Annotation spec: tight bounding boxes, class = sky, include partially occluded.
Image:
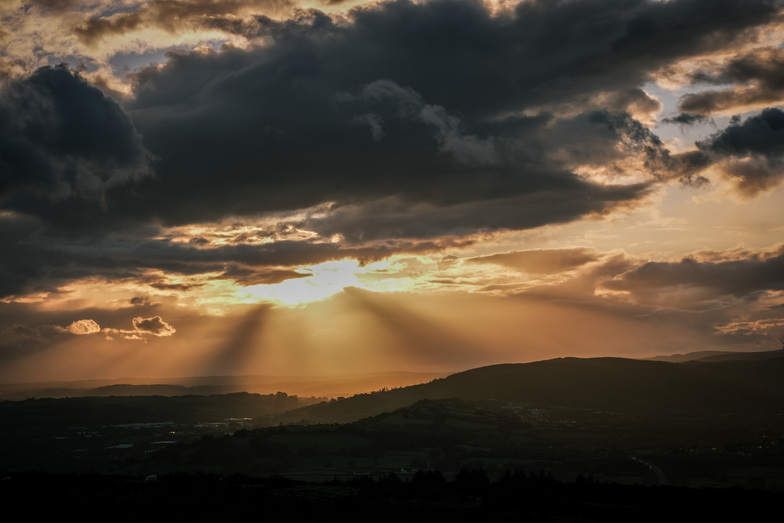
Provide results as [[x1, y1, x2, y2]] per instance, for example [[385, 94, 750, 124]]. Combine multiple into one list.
[[1, 0, 784, 383]]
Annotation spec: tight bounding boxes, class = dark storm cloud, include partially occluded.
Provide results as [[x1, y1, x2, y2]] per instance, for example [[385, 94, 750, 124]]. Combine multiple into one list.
[[6, 0, 775, 230], [700, 108, 784, 158], [0, 216, 45, 297], [679, 47, 784, 116], [0, 214, 170, 298], [297, 181, 651, 242], [693, 108, 784, 195], [0, 65, 151, 229], [603, 246, 784, 299], [2, 0, 783, 298], [534, 87, 663, 125], [545, 110, 676, 178], [119, 0, 778, 231]]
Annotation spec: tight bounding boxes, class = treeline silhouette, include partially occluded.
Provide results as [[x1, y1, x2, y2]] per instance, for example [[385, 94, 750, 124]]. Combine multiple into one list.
[[1, 468, 779, 522]]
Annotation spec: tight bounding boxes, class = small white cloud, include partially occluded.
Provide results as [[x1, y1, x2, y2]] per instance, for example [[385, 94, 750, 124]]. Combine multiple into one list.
[[103, 315, 176, 341], [65, 319, 101, 335]]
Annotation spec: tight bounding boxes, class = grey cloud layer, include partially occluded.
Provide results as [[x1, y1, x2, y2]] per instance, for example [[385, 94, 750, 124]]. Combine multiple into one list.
[[510, 246, 784, 346], [685, 108, 784, 195], [0, 210, 462, 297], [124, 0, 765, 228], [680, 47, 784, 116], [2, 0, 784, 298], [603, 247, 784, 301], [493, 245, 784, 310], [0, 65, 152, 230]]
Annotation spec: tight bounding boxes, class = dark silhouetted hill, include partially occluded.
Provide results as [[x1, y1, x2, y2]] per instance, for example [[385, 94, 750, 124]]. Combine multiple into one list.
[[279, 356, 784, 424]]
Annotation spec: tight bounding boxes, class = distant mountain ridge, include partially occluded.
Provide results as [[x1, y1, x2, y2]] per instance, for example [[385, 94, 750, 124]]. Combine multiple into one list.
[[4, 354, 783, 425], [646, 349, 784, 363], [0, 371, 445, 401], [279, 355, 784, 424]]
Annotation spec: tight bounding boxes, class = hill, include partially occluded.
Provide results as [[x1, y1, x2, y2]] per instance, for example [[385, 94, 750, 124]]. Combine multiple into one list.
[[3, 355, 784, 490], [279, 356, 784, 424], [136, 394, 784, 489]]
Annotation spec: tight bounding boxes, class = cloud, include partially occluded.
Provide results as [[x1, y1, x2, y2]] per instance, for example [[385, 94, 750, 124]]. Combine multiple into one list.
[[103, 315, 177, 339], [130, 296, 151, 306], [0, 65, 152, 229], [9, 315, 173, 344], [220, 265, 310, 285], [485, 246, 784, 349], [350, 79, 501, 165], [679, 47, 784, 116], [28, 0, 81, 9], [73, 0, 295, 47], [545, 110, 678, 182], [149, 281, 205, 291], [467, 248, 599, 274], [2, 0, 783, 304], [694, 108, 784, 196], [132, 315, 176, 336], [573, 88, 664, 125], [127, 59, 656, 235], [0, 207, 473, 300], [715, 318, 784, 336], [701, 108, 784, 158], [662, 112, 711, 126], [492, 245, 784, 322], [63, 318, 101, 335], [601, 245, 784, 303], [296, 184, 651, 242], [120, 0, 777, 231]]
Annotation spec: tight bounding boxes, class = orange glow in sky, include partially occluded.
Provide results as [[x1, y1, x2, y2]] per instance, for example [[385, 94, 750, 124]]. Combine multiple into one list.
[[1, 0, 784, 384]]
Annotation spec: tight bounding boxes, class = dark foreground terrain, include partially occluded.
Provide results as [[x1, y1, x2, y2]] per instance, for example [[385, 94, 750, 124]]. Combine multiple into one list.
[[1, 470, 781, 522], [2, 353, 783, 519]]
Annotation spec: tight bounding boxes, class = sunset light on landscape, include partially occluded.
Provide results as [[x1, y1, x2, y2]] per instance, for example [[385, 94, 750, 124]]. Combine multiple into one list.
[[2, 0, 784, 384]]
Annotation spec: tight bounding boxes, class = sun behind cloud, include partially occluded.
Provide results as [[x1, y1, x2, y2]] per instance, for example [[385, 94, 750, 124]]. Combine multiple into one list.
[[238, 257, 430, 306], [242, 259, 365, 306]]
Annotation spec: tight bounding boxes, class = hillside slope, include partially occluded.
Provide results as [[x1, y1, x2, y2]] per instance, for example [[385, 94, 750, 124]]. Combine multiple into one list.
[[280, 356, 784, 424]]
